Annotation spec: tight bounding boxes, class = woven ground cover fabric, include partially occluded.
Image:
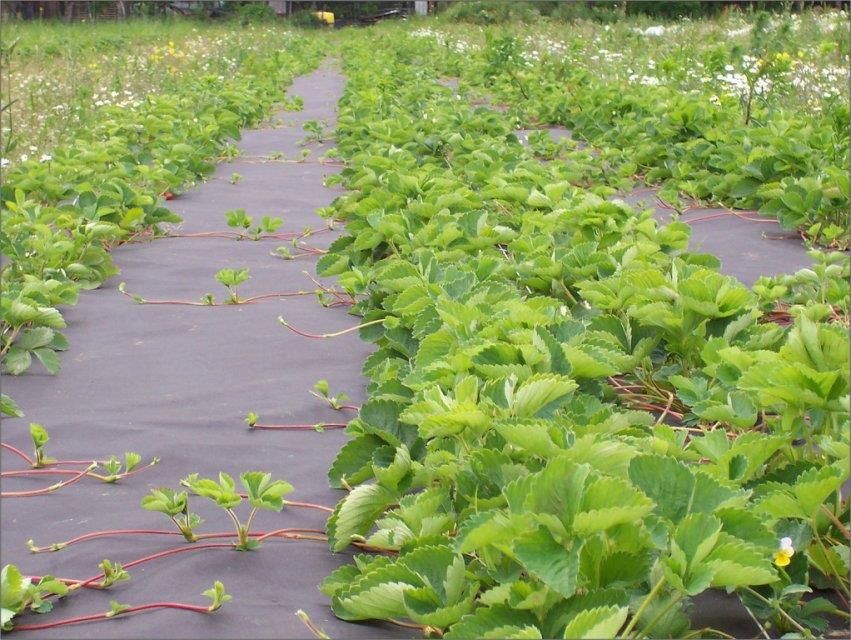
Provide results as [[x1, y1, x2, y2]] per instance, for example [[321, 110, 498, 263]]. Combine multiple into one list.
[[0, 64, 408, 640]]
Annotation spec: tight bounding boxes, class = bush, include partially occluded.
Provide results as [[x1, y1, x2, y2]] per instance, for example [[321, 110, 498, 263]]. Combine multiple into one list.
[[234, 1, 276, 22], [547, 1, 622, 23], [443, 1, 539, 24], [626, 1, 724, 18]]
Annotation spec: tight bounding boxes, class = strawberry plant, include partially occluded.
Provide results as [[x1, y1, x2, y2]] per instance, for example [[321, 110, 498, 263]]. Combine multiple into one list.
[[224, 208, 284, 240], [442, 11, 848, 247], [304, 27, 849, 637], [302, 119, 327, 143], [3, 10, 848, 638], [181, 472, 294, 550]]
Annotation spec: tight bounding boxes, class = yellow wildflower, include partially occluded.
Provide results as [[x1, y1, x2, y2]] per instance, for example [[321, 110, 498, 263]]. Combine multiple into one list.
[[773, 537, 794, 567]]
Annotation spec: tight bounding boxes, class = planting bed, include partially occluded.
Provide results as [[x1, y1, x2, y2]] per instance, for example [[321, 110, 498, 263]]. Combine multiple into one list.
[[2, 9, 849, 640]]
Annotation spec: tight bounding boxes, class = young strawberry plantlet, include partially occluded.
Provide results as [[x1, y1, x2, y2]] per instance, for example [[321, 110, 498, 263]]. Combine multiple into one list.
[[301, 119, 327, 143], [272, 238, 325, 260], [225, 208, 285, 241], [2, 424, 157, 490], [9, 580, 230, 632], [182, 472, 293, 550], [215, 268, 250, 305], [272, 246, 294, 260], [29, 483, 327, 552], [244, 412, 346, 431], [228, 172, 243, 185], [301, 271, 357, 307], [2, 564, 69, 629], [119, 276, 315, 308], [3, 453, 158, 485], [30, 560, 130, 593], [141, 487, 202, 543], [2, 560, 130, 631], [310, 380, 358, 412]]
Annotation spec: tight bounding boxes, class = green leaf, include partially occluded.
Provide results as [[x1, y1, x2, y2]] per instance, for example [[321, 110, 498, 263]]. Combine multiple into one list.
[[359, 399, 408, 446], [328, 434, 387, 488], [403, 585, 476, 627], [141, 487, 189, 517], [327, 484, 397, 552], [202, 581, 232, 611], [215, 268, 250, 287], [2, 607, 16, 630], [373, 445, 411, 491], [313, 379, 330, 397], [560, 605, 628, 639], [511, 374, 577, 418], [16, 328, 54, 351], [527, 189, 553, 208], [320, 564, 363, 598], [185, 472, 241, 509], [705, 536, 776, 587], [0, 394, 24, 417], [513, 527, 581, 598], [240, 472, 293, 511], [332, 562, 418, 621], [3, 347, 32, 375], [32, 348, 60, 375], [29, 423, 49, 450], [98, 560, 129, 587], [123, 452, 142, 473], [494, 419, 561, 458], [573, 476, 654, 535], [1, 565, 29, 611], [666, 513, 722, 595], [445, 605, 538, 639], [628, 455, 694, 523], [456, 510, 530, 554], [629, 455, 745, 523]]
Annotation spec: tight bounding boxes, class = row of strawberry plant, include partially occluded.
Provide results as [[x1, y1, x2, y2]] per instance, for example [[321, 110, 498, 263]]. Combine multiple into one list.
[[312, 30, 848, 638], [0, 33, 323, 380], [433, 14, 849, 249]]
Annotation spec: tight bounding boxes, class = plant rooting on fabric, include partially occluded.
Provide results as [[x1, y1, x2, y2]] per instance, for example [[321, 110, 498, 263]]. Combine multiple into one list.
[[301, 119, 327, 143], [301, 271, 357, 307], [180, 471, 294, 550], [5, 571, 230, 633], [224, 208, 287, 241], [28, 480, 329, 553], [310, 379, 359, 412], [271, 237, 327, 261], [1, 560, 132, 631], [1, 424, 156, 497], [118, 276, 316, 307]]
